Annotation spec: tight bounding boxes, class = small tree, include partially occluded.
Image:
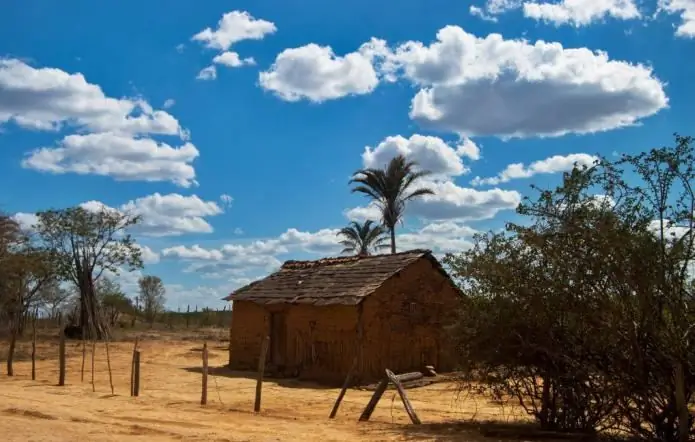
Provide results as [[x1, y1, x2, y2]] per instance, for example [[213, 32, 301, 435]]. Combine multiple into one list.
[[337, 220, 389, 256], [36, 280, 71, 320], [96, 278, 134, 326], [35, 206, 142, 339], [138, 275, 165, 324], [350, 155, 435, 253]]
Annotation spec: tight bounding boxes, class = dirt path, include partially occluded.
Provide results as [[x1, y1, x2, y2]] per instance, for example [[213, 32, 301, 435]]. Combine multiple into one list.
[[0, 339, 522, 441]]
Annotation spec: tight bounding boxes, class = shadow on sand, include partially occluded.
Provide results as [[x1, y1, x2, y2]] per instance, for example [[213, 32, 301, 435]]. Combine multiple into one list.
[[389, 421, 603, 442], [181, 365, 336, 390]]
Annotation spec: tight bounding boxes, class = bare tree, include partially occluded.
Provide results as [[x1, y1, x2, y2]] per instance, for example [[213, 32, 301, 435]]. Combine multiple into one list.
[[138, 275, 165, 324], [35, 206, 142, 339]]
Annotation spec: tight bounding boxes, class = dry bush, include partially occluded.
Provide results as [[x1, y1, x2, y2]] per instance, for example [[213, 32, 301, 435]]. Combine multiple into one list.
[[445, 134, 695, 442]]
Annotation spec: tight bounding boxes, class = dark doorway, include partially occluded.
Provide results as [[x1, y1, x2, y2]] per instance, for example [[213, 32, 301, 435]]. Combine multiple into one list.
[[269, 312, 287, 366]]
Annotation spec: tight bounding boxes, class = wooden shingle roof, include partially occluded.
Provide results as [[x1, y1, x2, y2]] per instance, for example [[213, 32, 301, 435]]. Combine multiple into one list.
[[222, 249, 450, 306]]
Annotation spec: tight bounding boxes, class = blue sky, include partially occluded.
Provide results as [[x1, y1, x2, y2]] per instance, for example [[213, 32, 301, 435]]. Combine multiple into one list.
[[1, 0, 693, 308]]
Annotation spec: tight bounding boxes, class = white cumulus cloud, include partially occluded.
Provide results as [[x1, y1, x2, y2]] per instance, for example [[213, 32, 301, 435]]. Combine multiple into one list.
[[81, 193, 224, 237], [192, 10, 275, 77], [523, 0, 641, 26], [658, 0, 695, 38], [259, 39, 393, 102], [393, 26, 666, 138], [22, 132, 199, 187], [0, 58, 183, 136], [471, 153, 599, 186]]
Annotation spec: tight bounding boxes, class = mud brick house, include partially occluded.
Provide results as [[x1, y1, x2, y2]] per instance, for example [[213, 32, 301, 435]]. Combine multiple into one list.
[[223, 249, 463, 384]]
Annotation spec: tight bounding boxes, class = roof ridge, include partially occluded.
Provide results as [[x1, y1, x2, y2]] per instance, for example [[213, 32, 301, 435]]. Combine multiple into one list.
[[280, 248, 432, 270]]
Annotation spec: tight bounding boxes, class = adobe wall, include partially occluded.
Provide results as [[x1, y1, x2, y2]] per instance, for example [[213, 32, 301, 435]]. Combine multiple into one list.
[[284, 303, 358, 384], [359, 257, 462, 379], [228, 300, 268, 370], [228, 300, 360, 384]]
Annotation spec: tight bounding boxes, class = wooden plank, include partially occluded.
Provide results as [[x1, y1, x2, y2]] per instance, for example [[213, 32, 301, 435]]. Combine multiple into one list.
[[358, 378, 389, 422], [385, 369, 421, 425], [329, 356, 358, 419], [254, 336, 270, 412]]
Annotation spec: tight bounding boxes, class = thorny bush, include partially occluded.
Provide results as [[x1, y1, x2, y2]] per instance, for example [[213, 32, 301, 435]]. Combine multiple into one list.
[[444, 134, 695, 442]]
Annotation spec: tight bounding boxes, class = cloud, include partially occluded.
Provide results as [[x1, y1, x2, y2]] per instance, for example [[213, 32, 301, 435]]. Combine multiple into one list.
[[522, 0, 641, 26], [469, 5, 501, 22], [196, 66, 217, 81], [393, 26, 667, 138], [162, 244, 224, 261], [471, 153, 599, 186], [136, 244, 160, 264], [219, 194, 233, 208], [12, 212, 39, 231], [457, 138, 481, 160], [259, 39, 393, 102], [469, 0, 641, 27], [192, 10, 276, 51], [163, 221, 478, 280], [212, 51, 256, 67], [22, 132, 199, 187], [82, 193, 224, 237], [192, 10, 275, 77], [0, 58, 183, 136], [162, 99, 175, 109], [362, 134, 472, 178], [348, 133, 520, 222], [658, 0, 695, 37]]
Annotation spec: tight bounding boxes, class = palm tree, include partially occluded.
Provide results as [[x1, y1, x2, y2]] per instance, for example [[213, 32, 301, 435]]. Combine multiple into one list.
[[349, 154, 435, 253], [337, 220, 389, 256]]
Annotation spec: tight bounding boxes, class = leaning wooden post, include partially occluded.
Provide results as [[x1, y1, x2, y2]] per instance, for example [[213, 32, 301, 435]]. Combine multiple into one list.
[[58, 320, 66, 386], [90, 340, 96, 392], [80, 339, 86, 382], [130, 337, 140, 396], [385, 369, 422, 425], [254, 336, 270, 412], [31, 308, 37, 381], [133, 350, 141, 397], [201, 342, 209, 405], [105, 340, 115, 395], [329, 356, 358, 419]]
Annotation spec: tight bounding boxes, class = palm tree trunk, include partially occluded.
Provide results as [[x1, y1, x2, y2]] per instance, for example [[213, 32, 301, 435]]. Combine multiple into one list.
[[390, 226, 396, 254]]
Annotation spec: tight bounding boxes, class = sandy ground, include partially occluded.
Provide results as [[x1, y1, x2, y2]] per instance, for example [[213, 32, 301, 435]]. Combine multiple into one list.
[[1, 333, 529, 441]]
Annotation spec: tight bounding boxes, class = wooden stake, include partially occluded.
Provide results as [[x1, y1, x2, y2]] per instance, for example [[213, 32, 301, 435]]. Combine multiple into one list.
[[329, 356, 358, 419], [385, 369, 421, 425], [105, 340, 114, 395], [91, 340, 96, 392], [130, 337, 139, 396], [31, 309, 37, 381], [201, 342, 208, 405], [80, 339, 86, 382], [358, 378, 388, 422], [133, 351, 141, 397], [58, 321, 66, 386], [254, 336, 270, 412]]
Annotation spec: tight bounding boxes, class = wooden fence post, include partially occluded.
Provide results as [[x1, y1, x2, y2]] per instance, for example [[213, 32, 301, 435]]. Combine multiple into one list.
[[31, 309, 37, 381], [201, 342, 208, 405], [385, 369, 421, 425], [130, 337, 139, 396], [133, 351, 141, 397], [58, 321, 66, 386], [329, 356, 358, 419], [254, 336, 270, 412]]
